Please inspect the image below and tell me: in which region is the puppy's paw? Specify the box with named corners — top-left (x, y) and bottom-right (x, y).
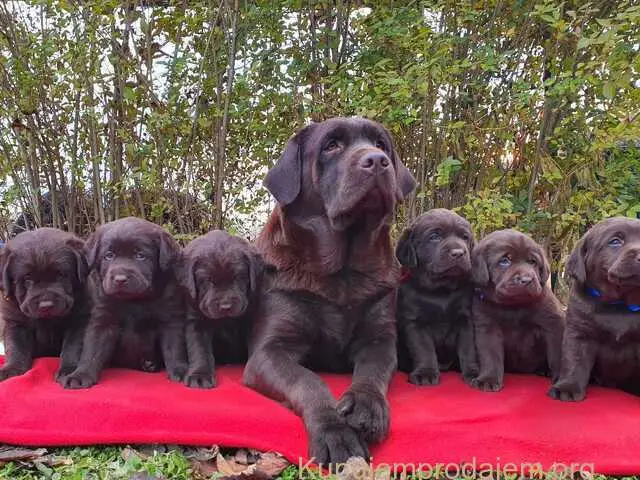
top-left (184, 372), bottom-right (216, 389)
top-left (0, 366), bottom-right (27, 382)
top-left (470, 376), bottom-right (503, 392)
top-left (337, 386), bottom-right (389, 443)
top-left (62, 370), bottom-right (98, 389)
top-left (548, 384), bottom-right (586, 402)
top-left (167, 364), bottom-right (188, 383)
top-left (409, 367), bottom-right (440, 386)
top-left (54, 366), bottom-right (77, 384)
top-left (462, 370), bottom-right (479, 386)
top-left (309, 415), bottom-right (369, 466)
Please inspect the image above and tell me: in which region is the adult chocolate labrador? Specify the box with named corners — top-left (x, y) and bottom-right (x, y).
top-left (549, 217), bottom-right (640, 401)
top-left (243, 117), bottom-right (416, 465)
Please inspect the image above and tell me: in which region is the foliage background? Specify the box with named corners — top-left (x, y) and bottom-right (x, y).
top-left (0, 0), bottom-right (639, 295)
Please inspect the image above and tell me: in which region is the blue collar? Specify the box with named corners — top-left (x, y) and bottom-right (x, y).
top-left (586, 287), bottom-right (640, 312)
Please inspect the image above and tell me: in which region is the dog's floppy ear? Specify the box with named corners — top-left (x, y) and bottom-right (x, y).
top-left (385, 131), bottom-right (416, 201)
top-left (396, 226), bottom-right (417, 269)
top-left (177, 251), bottom-right (196, 300)
top-left (471, 243), bottom-right (490, 287)
top-left (67, 237), bottom-right (89, 284)
top-left (566, 235), bottom-right (588, 284)
top-left (264, 126), bottom-right (313, 206)
top-left (84, 228), bottom-right (101, 270)
top-left (0, 248), bottom-right (14, 299)
top-left (158, 230), bottom-right (181, 272)
top-left (536, 245), bottom-right (551, 287)
top-left (246, 246), bottom-right (265, 294)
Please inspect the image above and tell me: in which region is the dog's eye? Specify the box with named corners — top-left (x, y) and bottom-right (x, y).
top-left (323, 140), bottom-right (341, 153)
top-left (498, 256), bottom-right (511, 267)
top-left (462, 233), bottom-right (470, 241)
top-left (608, 237), bottom-right (623, 248)
top-left (104, 251), bottom-right (115, 261)
top-left (134, 252), bottom-right (146, 261)
top-left (375, 140), bottom-right (387, 151)
top-left (527, 258), bottom-right (537, 265)
top-left (428, 233), bottom-right (442, 242)
top-left (24, 278), bottom-right (34, 288)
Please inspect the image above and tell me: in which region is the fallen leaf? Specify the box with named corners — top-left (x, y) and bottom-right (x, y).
top-left (184, 445), bottom-right (219, 462)
top-left (190, 458), bottom-right (218, 477)
top-left (337, 456), bottom-right (373, 480)
top-left (0, 446), bottom-right (47, 462)
top-left (217, 453), bottom-right (254, 476)
top-left (255, 452), bottom-right (289, 477)
top-left (234, 448), bottom-right (249, 465)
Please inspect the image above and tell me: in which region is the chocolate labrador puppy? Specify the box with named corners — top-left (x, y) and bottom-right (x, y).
top-left (0, 228), bottom-right (89, 382)
top-left (396, 209), bottom-right (477, 385)
top-left (244, 117), bottom-right (416, 464)
top-left (60, 217), bottom-right (187, 389)
top-left (470, 229), bottom-right (564, 392)
top-left (179, 230), bottom-right (263, 388)
top-left (549, 217), bottom-right (640, 401)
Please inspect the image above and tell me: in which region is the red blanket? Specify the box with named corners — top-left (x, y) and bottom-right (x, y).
top-left (1, 357), bottom-right (639, 475)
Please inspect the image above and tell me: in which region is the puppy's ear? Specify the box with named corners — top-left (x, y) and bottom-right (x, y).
top-left (158, 230), bottom-right (181, 272)
top-left (264, 126), bottom-right (312, 206)
top-left (395, 227), bottom-right (417, 269)
top-left (0, 249), bottom-right (13, 298)
top-left (84, 229), bottom-right (101, 269)
top-left (67, 237), bottom-right (89, 283)
top-left (395, 159), bottom-right (417, 201)
top-left (246, 247), bottom-right (265, 294)
top-left (177, 252), bottom-right (196, 300)
top-left (471, 244), bottom-right (490, 287)
top-left (537, 246), bottom-right (551, 287)
top-left (566, 235), bottom-right (587, 283)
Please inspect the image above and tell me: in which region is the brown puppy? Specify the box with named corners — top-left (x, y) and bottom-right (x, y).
top-left (243, 117), bottom-right (416, 465)
top-left (179, 230), bottom-right (263, 388)
top-left (470, 229), bottom-right (564, 392)
top-left (0, 228), bottom-right (89, 382)
top-left (396, 209), bottom-right (478, 385)
top-left (549, 217), bottom-right (640, 401)
top-left (60, 217), bottom-right (187, 389)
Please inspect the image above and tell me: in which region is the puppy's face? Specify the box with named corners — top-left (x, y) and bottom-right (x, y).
top-left (180, 231), bottom-right (263, 320)
top-left (472, 230), bottom-right (550, 306)
top-left (0, 229), bottom-right (88, 319)
top-left (263, 117), bottom-right (416, 231)
top-left (567, 217), bottom-right (640, 302)
top-left (86, 217), bottom-right (179, 300)
top-left (396, 209), bottom-right (474, 288)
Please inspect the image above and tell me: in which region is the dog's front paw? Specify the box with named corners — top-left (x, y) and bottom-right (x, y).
top-left (308, 413), bottom-right (368, 466)
top-left (409, 367), bottom-right (440, 386)
top-left (337, 386), bottom-right (389, 443)
top-left (470, 375), bottom-right (503, 392)
top-left (62, 370), bottom-right (98, 389)
top-left (54, 366), bottom-right (77, 384)
top-left (548, 382), bottom-right (586, 402)
top-left (167, 364), bottom-right (188, 383)
top-left (0, 366), bottom-right (28, 382)
top-left (184, 372), bottom-right (216, 389)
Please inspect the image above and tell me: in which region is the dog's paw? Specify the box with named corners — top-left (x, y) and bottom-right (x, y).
top-left (470, 376), bottom-right (503, 392)
top-left (548, 384), bottom-right (586, 402)
top-left (409, 367), bottom-right (440, 386)
top-left (167, 364), bottom-right (188, 383)
top-left (54, 366), bottom-right (77, 384)
top-left (62, 370), bottom-right (98, 389)
top-left (0, 366), bottom-right (27, 382)
top-left (184, 372), bottom-right (216, 389)
top-left (309, 415), bottom-right (369, 466)
top-left (337, 386), bottom-right (389, 443)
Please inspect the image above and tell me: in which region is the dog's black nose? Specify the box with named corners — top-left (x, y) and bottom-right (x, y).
top-left (113, 274), bottom-right (128, 285)
top-left (516, 275), bottom-right (533, 285)
top-left (450, 248), bottom-right (465, 258)
top-left (38, 300), bottom-right (55, 311)
top-left (359, 152), bottom-right (390, 170)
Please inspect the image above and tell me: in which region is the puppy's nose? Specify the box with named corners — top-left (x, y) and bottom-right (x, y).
top-left (359, 152), bottom-right (390, 171)
top-left (38, 300), bottom-right (55, 310)
top-left (113, 274), bottom-right (128, 285)
top-left (516, 275), bottom-right (533, 285)
top-left (450, 248), bottom-right (465, 259)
